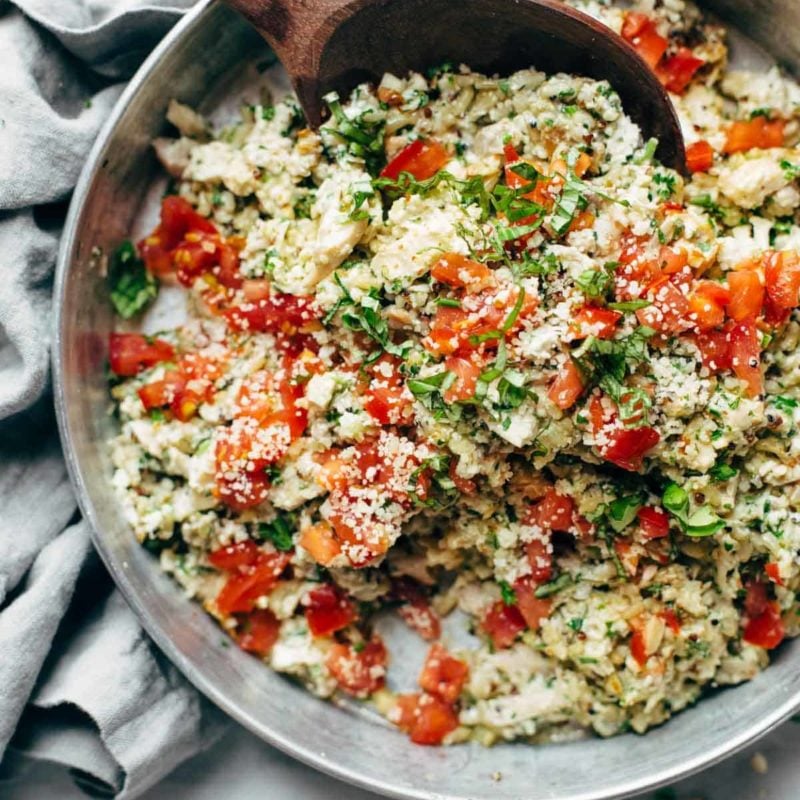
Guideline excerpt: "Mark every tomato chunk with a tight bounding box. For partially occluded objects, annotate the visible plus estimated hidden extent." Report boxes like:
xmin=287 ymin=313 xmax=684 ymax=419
xmin=601 ymin=426 xmax=660 ymax=471
xmin=548 ymin=360 xmax=585 ymax=410
xmin=726 ymin=269 xmax=764 ymax=321
xmin=656 ymin=47 xmax=704 ymax=94
xmin=638 ymin=506 xmax=670 ymax=539
xmin=208 ymin=540 xmax=260 ymax=570
xmin=729 ymin=318 xmax=762 ymax=397
xmin=419 ymin=643 xmax=469 ymax=704
xmin=481 ymin=601 xmax=526 ymax=649
xmin=744 ymin=579 xmax=769 ymax=618
xmin=513 ymin=577 xmax=553 ymax=631
xmin=380 ymin=139 xmax=449 ymax=181
xmin=326 ymin=636 xmax=388 ymax=697
xmin=764 ymin=250 xmax=800 ymax=310
xmin=431 ymin=252 xmax=494 ymax=292
xmin=304 ymin=583 xmax=356 ymax=636
xmin=685 ymin=140 xmax=714 ymax=173
xmin=109 ymin=333 xmax=174 ymax=377
xmin=298 ymin=521 xmax=342 ymax=566
xmin=568 ymin=305 xmax=622 ymax=340
xmin=443 ymin=354 xmax=483 ymax=403
xmin=363 ymin=356 xmax=413 ymax=425
xmin=743 ymin=601 xmax=785 ymax=650
xmin=688 ymin=281 xmax=730 ymax=331
xmin=215 ymin=551 xmax=291 ymax=615
xmin=526 ymin=487 xmax=575 ymax=532
xmin=629 ymin=618 xmax=648 ymax=666
xmin=393 ymin=579 xmax=441 ymax=641
xmin=236 ymin=609 xmax=280 ymax=656
xmin=636 ymin=279 xmax=690 ymax=334
xmin=765 ymin=562 xmax=784 ymax=587
xmin=621 ymin=12 xmax=668 ymax=69
xmin=224 ymin=292 xmax=318 ymax=334
xmin=392 ymin=693 xmax=460 ymax=745
xmin=724 ymin=116 xmax=785 ymax=154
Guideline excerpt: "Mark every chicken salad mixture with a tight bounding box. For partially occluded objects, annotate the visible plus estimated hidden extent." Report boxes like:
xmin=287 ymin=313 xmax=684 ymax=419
xmin=107 ymin=0 xmax=800 ymax=746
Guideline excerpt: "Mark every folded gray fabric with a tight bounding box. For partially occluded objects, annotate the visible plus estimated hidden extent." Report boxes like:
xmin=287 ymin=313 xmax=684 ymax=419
xmin=0 ymin=0 xmax=230 ymax=796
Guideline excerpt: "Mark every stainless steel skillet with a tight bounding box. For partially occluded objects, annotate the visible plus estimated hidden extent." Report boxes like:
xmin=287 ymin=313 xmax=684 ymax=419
xmin=53 ymin=2 xmax=800 ymax=799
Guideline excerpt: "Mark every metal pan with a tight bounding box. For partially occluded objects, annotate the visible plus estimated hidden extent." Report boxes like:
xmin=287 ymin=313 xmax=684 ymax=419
xmin=52 ymin=2 xmax=800 ymax=798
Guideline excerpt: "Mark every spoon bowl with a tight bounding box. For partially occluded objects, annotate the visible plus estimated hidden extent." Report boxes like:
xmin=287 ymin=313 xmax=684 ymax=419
xmin=226 ymin=0 xmax=686 ymax=172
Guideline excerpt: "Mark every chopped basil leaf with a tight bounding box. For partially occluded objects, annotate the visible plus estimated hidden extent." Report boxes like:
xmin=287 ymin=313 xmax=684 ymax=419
xmin=258 ymin=514 xmax=295 ymax=551
xmin=108 ymin=240 xmax=158 ymax=319
xmin=709 ymin=462 xmax=737 ymax=482
xmin=499 ymin=580 xmax=517 ymax=605
xmin=535 ymin=572 xmax=573 ymax=598
xmin=607 ymin=494 xmax=643 ymax=532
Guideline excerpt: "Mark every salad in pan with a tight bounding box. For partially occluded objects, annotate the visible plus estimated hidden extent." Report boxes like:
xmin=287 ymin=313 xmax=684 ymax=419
xmin=107 ymin=0 xmax=800 ymax=746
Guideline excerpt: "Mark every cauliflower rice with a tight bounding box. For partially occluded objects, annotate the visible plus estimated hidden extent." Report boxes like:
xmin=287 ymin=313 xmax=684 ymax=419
xmin=106 ymin=0 xmax=800 ymax=746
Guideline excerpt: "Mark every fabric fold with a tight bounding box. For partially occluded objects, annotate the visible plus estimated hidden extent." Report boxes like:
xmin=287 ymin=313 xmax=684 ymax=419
xmin=0 ymin=1 xmax=229 ymax=797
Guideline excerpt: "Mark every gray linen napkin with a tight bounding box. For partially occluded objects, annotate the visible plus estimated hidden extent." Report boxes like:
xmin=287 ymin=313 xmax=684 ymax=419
xmin=0 ymin=0 xmax=230 ymax=796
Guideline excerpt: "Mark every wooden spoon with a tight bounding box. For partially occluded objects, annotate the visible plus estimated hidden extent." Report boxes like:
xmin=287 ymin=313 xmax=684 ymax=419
xmin=225 ymin=0 xmax=686 ymax=172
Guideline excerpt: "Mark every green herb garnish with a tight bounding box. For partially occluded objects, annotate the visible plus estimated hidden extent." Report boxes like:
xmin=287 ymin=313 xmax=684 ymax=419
xmin=108 ymin=240 xmax=158 ymax=319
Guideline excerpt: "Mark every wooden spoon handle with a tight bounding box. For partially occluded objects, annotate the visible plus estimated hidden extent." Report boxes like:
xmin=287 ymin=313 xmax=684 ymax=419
xmin=223 ymin=0 xmax=355 ymax=84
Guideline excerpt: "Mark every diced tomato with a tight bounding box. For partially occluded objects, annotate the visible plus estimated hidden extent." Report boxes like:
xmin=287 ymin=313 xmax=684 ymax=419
xmin=159 ymin=195 xmax=217 ymax=244
xmin=656 ymin=47 xmax=705 ymax=94
xmin=685 ymin=140 xmax=715 ymax=173
xmin=548 ymin=360 xmax=585 ymax=410
xmin=765 ymin=562 xmax=784 ymax=587
xmin=443 ymin=354 xmax=483 ymax=403
xmin=657 ymin=244 xmax=688 ymax=275
xmin=215 ymin=551 xmax=291 ymax=615
xmin=726 ymin=269 xmax=764 ymax=321
xmin=431 ymin=252 xmax=494 ymax=292
xmin=425 ymin=285 xmax=535 ymax=356
xmin=527 ymin=487 xmax=575 ymax=532
xmin=695 ymin=327 xmax=733 ymax=372
xmin=688 ymin=280 xmax=730 ymax=331
xmin=419 ymin=643 xmax=469 ymax=704
xmin=298 ymin=521 xmax=342 ymax=566
xmin=743 ymin=601 xmax=785 ymax=650
xmin=620 ymin=11 xmax=648 ymax=39
xmin=215 ymin=469 xmax=271 ymax=511
xmin=569 ymin=305 xmax=622 ymax=340
xmin=743 ymin=579 xmax=769 ymax=618
xmin=208 ymin=539 xmax=260 ymax=570
xmin=629 ymin=618 xmax=648 ymax=666
xmin=660 ymin=608 xmax=682 ymax=634
xmin=392 ymin=693 xmax=460 ymax=745
xmin=481 ymin=600 xmax=526 ymax=649
xmin=764 ymin=250 xmax=800 ymax=311
xmin=513 ymin=577 xmax=552 ymax=630
xmin=363 ymin=356 xmax=413 ymax=425
xmin=398 ymin=602 xmax=441 ymax=641
xmin=723 ymin=116 xmax=785 ymax=154
xmin=636 ymin=279 xmax=690 ymax=334
xmin=304 ymin=583 xmax=356 ymax=637
xmin=380 ymin=139 xmax=449 ymax=181
xmin=235 ymin=609 xmax=280 ymax=656
xmin=638 ymin=506 xmax=670 ymax=539
xmin=393 ymin=578 xmax=442 ymax=641
xmin=326 ymin=636 xmax=388 ymax=697
xmin=448 ymin=457 xmax=477 ymax=495
xmin=224 ymin=292 xmax=318 ymax=334
xmin=601 ymin=426 xmax=660 ymax=471
xmin=621 ymin=12 xmax=668 ymax=69
xmin=109 ymin=333 xmax=174 ymax=377
xmin=524 ymin=537 xmax=553 ymax=584
xmin=137 ymin=371 xmax=184 ymax=410
xmin=729 ymin=317 xmax=762 ymax=396
xmin=137 ymin=370 xmax=201 ymax=421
